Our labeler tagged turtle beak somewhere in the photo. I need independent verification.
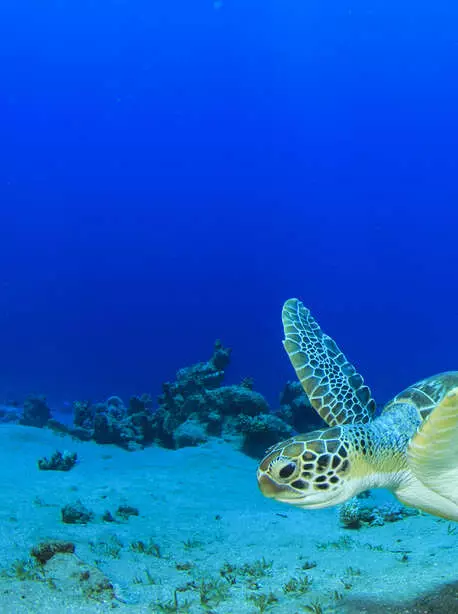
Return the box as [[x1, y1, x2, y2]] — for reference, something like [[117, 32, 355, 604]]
[[257, 470, 300, 500], [257, 472, 280, 498]]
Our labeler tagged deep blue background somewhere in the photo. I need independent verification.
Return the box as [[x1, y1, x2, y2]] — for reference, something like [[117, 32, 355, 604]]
[[0, 0, 457, 411]]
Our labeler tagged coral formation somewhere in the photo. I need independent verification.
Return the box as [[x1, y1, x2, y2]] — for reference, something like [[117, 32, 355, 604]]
[[152, 340, 233, 447], [338, 498, 362, 529], [116, 505, 139, 520], [277, 381, 325, 433], [37, 450, 77, 471], [20, 395, 51, 428], [18, 340, 309, 458], [0, 403, 20, 424], [339, 495, 420, 529], [49, 340, 294, 456], [151, 341, 293, 456], [173, 418, 208, 448], [73, 400, 94, 431], [57, 394, 156, 451], [31, 540, 75, 564], [235, 413, 294, 458], [61, 500, 94, 524], [101, 510, 116, 523], [79, 566, 115, 602]]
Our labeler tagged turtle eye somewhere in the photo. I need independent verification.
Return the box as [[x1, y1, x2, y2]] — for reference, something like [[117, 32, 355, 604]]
[[279, 462, 296, 480]]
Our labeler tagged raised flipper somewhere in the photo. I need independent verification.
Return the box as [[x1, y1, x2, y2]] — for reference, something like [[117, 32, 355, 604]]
[[408, 387, 458, 507], [282, 298, 376, 426]]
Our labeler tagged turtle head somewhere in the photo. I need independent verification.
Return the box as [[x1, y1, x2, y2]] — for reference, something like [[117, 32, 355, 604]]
[[257, 427, 356, 509]]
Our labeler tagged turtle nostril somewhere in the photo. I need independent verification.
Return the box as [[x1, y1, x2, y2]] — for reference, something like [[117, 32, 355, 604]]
[[279, 462, 296, 479]]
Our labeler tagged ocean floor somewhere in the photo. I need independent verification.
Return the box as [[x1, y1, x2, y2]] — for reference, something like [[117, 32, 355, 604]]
[[0, 424, 457, 614]]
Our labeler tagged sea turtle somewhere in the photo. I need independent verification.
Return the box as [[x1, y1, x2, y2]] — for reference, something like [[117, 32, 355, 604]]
[[257, 298, 458, 521]]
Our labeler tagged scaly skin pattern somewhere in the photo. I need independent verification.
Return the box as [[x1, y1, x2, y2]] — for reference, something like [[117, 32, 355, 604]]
[[281, 298, 377, 426], [257, 402, 422, 510]]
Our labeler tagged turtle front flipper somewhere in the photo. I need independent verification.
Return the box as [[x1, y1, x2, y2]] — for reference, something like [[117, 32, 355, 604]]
[[282, 299, 376, 427], [407, 387, 458, 507]]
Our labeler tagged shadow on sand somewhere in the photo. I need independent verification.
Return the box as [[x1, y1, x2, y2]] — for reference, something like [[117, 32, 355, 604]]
[[343, 579, 458, 614]]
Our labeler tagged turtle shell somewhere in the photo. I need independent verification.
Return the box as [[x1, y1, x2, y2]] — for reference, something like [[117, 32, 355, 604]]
[[383, 371, 458, 421]]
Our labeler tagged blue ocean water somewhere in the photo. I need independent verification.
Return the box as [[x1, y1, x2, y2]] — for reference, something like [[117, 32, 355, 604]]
[[0, 0, 457, 413], [2, 4, 458, 613]]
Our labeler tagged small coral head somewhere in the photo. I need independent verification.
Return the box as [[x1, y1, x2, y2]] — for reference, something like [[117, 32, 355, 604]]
[[257, 428, 353, 509]]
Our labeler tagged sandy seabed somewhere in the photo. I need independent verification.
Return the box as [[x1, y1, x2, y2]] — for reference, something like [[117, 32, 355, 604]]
[[0, 424, 456, 614]]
